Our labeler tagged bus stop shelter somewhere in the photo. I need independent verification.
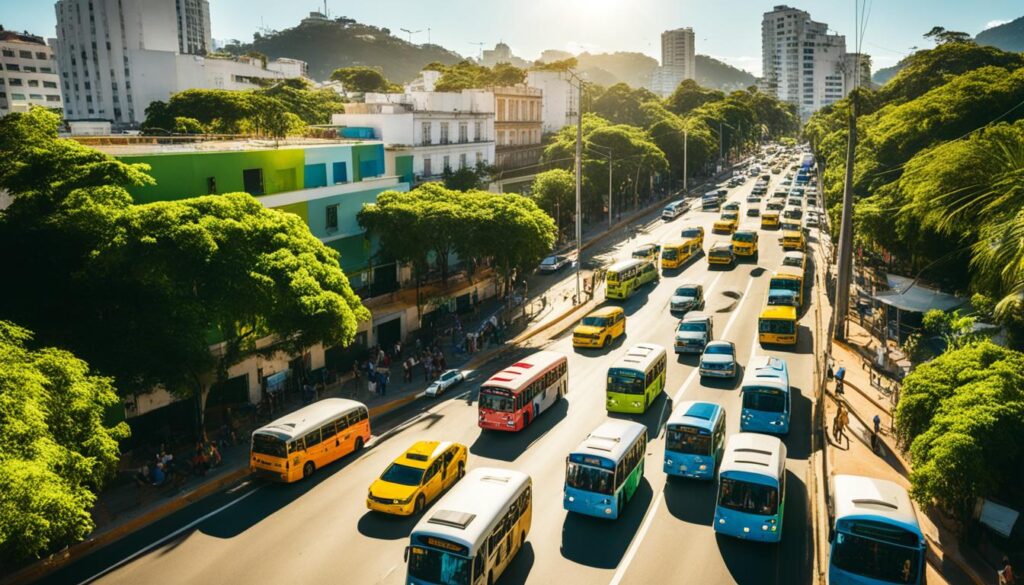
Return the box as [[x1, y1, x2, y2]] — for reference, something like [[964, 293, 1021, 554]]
[[871, 274, 968, 344]]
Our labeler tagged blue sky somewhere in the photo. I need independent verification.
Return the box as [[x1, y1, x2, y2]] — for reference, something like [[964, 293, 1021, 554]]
[[3, 1, 1021, 76]]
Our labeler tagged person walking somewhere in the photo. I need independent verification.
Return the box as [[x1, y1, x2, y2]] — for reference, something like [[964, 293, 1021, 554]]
[[837, 405, 849, 443], [831, 407, 843, 442], [1000, 556, 1016, 585], [835, 366, 846, 396], [871, 413, 881, 453], [379, 370, 389, 396]]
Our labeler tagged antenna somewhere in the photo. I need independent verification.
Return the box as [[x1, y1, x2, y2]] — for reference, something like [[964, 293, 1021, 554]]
[[400, 28, 424, 44], [470, 41, 485, 60]]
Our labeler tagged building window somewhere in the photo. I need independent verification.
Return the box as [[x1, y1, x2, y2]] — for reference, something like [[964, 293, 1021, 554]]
[[497, 98, 505, 121], [1, 49, 13, 57], [332, 161, 348, 184], [474, 122, 482, 141], [11, 93, 25, 101], [36, 52, 47, 60], [304, 163, 328, 188], [28, 80, 39, 87], [442, 155, 450, 171], [242, 168, 264, 195], [476, 152, 483, 165], [440, 122, 449, 144], [459, 123, 468, 143], [326, 205, 339, 231], [423, 157, 432, 176], [6, 63, 19, 71], [421, 121, 432, 145], [43, 81, 57, 88], [45, 94, 61, 102], [19, 50, 32, 59], [8, 77, 23, 86], [459, 153, 467, 169], [23, 66, 36, 73]]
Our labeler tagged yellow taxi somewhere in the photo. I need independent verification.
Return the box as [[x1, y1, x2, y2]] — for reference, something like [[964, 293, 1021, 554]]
[[781, 220, 805, 250], [367, 440, 468, 516], [761, 211, 780, 228], [731, 230, 759, 257], [713, 212, 740, 234], [707, 242, 735, 267], [573, 306, 626, 348]]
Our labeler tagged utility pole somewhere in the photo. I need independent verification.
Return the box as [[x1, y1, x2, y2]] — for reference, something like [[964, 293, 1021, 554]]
[[718, 121, 724, 171], [574, 75, 583, 305], [834, 91, 858, 341], [607, 153, 612, 228], [683, 128, 688, 197]]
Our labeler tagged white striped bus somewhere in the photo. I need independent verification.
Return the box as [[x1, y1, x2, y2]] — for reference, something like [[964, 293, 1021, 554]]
[[478, 351, 568, 432]]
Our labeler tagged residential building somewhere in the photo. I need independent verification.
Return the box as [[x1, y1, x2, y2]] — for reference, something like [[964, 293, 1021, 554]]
[[843, 52, 872, 91], [525, 69, 579, 134], [54, 0, 306, 127], [331, 91, 495, 183], [651, 27, 695, 97], [760, 5, 854, 119], [0, 29, 62, 116], [487, 85, 543, 173], [480, 42, 531, 69]]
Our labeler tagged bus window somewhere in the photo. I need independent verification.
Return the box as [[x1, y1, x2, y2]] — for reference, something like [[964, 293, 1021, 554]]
[[719, 477, 779, 516]]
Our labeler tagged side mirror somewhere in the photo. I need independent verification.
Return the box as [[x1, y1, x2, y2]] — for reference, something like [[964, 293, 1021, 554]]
[[404, 546, 410, 563]]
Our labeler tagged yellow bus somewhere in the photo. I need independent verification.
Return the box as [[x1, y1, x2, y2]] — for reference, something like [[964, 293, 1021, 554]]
[[758, 305, 798, 345], [761, 211, 780, 228], [606, 258, 659, 300], [731, 230, 759, 257], [660, 239, 701, 270], [769, 270, 804, 308], [250, 398, 371, 482]]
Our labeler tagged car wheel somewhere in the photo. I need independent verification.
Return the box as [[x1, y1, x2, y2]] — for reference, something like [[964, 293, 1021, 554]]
[[602, 336, 610, 348], [354, 437, 364, 452], [303, 461, 315, 478], [457, 461, 465, 480], [414, 494, 426, 514]]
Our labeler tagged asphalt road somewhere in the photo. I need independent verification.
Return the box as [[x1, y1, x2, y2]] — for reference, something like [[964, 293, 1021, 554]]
[[42, 161, 824, 585]]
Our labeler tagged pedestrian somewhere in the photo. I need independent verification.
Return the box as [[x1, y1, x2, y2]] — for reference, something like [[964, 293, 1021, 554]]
[[837, 405, 849, 443], [379, 370, 389, 396], [207, 442, 222, 468], [423, 360, 432, 383], [394, 340, 402, 359], [403, 359, 412, 383], [1000, 556, 1016, 585], [835, 366, 846, 396], [351, 361, 361, 383], [873, 414, 881, 435], [151, 462, 167, 486], [302, 380, 315, 405], [367, 376, 377, 396], [134, 464, 151, 487], [831, 408, 842, 442]]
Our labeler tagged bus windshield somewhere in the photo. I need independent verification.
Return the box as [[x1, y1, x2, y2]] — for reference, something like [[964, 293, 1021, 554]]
[[479, 390, 514, 412], [581, 316, 609, 327], [760, 319, 796, 334], [607, 271, 622, 283], [733, 232, 755, 243], [566, 462, 614, 495], [607, 368, 645, 395], [832, 529, 921, 584], [681, 229, 701, 238], [666, 427, 711, 455], [662, 248, 678, 260], [743, 387, 786, 412], [408, 546, 471, 585], [782, 258, 804, 269], [769, 277, 800, 293], [251, 433, 287, 458], [380, 463, 425, 486], [718, 477, 779, 516], [768, 293, 796, 307], [709, 248, 731, 258]]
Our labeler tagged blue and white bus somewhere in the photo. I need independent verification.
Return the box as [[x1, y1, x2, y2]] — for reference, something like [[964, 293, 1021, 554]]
[[829, 475, 926, 585], [740, 356, 791, 435], [664, 401, 726, 480], [714, 432, 787, 543], [564, 419, 647, 520]]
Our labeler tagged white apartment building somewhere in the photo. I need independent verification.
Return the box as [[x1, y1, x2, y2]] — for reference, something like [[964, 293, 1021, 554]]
[[0, 30, 62, 116], [761, 5, 853, 119], [332, 91, 496, 182], [843, 52, 873, 91], [55, 0, 306, 127], [652, 27, 695, 97], [525, 69, 579, 134]]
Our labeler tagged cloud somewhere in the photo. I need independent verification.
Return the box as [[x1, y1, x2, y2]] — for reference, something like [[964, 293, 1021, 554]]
[[984, 19, 1009, 30]]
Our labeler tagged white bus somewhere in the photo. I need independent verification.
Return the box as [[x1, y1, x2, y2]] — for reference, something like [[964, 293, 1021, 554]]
[[406, 467, 532, 585], [563, 419, 647, 520], [714, 432, 787, 543]]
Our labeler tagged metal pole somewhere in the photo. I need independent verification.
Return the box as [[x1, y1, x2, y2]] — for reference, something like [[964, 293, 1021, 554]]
[[718, 122, 723, 170], [608, 154, 613, 229], [574, 77, 583, 305], [683, 129, 688, 197], [834, 93, 858, 341]]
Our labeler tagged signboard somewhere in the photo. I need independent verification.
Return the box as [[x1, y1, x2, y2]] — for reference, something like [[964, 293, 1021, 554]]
[[569, 453, 615, 470], [413, 535, 470, 556]]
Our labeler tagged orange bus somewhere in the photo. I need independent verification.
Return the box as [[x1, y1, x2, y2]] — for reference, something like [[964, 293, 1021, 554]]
[[479, 351, 568, 432], [250, 398, 371, 482]]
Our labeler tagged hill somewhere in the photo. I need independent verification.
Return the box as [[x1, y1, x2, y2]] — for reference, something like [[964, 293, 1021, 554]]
[[694, 55, 757, 92], [576, 52, 659, 88], [223, 18, 463, 82], [873, 61, 906, 85], [976, 15, 1024, 52]]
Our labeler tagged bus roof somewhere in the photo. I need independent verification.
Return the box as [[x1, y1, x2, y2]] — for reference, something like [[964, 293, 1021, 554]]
[[667, 400, 723, 431], [482, 350, 566, 393], [253, 398, 366, 441], [720, 432, 786, 481], [760, 305, 797, 320], [740, 355, 790, 392], [572, 419, 647, 464], [411, 467, 531, 555], [782, 251, 806, 264], [607, 258, 645, 273], [588, 306, 624, 318], [771, 269, 803, 280], [833, 475, 922, 536], [610, 343, 667, 373]]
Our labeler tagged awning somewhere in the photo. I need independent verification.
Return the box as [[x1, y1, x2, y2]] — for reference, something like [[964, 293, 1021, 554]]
[[872, 274, 967, 313], [979, 499, 1019, 538]]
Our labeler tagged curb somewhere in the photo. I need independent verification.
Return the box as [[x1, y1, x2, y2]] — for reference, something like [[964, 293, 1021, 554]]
[[2, 466, 251, 585]]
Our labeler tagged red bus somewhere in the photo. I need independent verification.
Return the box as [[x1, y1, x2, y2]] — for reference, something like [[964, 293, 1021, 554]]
[[478, 351, 569, 431]]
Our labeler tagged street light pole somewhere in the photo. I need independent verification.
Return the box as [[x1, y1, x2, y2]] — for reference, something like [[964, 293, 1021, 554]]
[[574, 75, 583, 305], [683, 128, 688, 197], [607, 153, 612, 229]]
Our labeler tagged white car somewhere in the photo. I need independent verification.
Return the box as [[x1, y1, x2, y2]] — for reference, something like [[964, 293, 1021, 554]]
[[806, 213, 821, 228], [539, 255, 570, 273], [425, 369, 464, 397]]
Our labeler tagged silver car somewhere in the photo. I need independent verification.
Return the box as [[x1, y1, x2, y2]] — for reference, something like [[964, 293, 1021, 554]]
[[699, 341, 737, 378], [674, 312, 713, 354], [425, 369, 464, 397]]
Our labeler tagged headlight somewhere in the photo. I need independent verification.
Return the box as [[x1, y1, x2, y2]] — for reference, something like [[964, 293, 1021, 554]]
[[699, 464, 708, 471], [743, 527, 751, 533], [567, 495, 575, 502], [665, 459, 672, 466], [604, 508, 612, 515]]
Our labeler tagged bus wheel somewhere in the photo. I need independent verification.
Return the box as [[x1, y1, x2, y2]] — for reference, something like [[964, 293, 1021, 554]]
[[414, 494, 426, 514], [457, 461, 465, 480], [354, 437, 364, 452], [303, 461, 315, 478], [523, 412, 530, 428], [602, 336, 610, 348]]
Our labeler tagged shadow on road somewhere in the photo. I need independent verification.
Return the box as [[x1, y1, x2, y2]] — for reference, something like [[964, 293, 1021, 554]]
[[784, 387, 813, 460], [469, 398, 568, 462], [559, 478, 654, 568], [497, 541, 536, 585], [356, 510, 419, 541], [607, 392, 673, 440], [664, 476, 716, 527]]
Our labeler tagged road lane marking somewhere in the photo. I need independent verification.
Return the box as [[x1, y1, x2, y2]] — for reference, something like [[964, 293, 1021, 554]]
[[77, 487, 262, 585], [608, 491, 666, 585]]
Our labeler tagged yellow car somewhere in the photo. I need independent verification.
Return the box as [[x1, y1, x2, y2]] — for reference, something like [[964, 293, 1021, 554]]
[[731, 230, 759, 257], [782, 228, 805, 251], [713, 212, 739, 234], [761, 211, 780, 228], [707, 243, 735, 266], [367, 441, 468, 516], [573, 306, 626, 348]]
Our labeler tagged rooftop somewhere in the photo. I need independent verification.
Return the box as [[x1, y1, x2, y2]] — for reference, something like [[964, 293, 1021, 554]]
[[73, 135, 380, 156]]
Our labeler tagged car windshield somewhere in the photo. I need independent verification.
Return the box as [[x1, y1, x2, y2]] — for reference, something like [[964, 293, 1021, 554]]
[[704, 344, 734, 355], [607, 368, 645, 395], [678, 322, 707, 332], [581, 316, 609, 327], [718, 477, 779, 516], [380, 462, 424, 486], [663, 248, 678, 260], [666, 427, 712, 455], [541, 257, 557, 265], [743, 387, 787, 412], [760, 318, 796, 334], [681, 229, 701, 238], [675, 287, 697, 297], [407, 546, 471, 585], [251, 433, 287, 458], [479, 389, 514, 412], [733, 233, 755, 243], [782, 257, 803, 268], [722, 213, 738, 220], [565, 462, 614, 495], [831, 524, 922, 584], [440, 371, 457, 381], [709, 248, 731, 258], [768, 294, 796, 306]]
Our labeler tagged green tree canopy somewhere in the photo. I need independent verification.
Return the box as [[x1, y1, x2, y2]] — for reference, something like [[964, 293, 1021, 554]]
[[431, 61, 527, 91], [330, 65, 395, 93], [0, 321, 128, 563], [665, 79, 725, 116], [591, 82, 658, 127], [529, 169, 576, 235]]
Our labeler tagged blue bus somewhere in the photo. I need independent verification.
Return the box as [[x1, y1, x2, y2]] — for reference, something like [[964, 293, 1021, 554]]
[[740, 356, 791, 435], [564, 419, 647, 519], [714, 432, 787, 543], [829, 475, 926, 585], [664, 401, 726, 480]]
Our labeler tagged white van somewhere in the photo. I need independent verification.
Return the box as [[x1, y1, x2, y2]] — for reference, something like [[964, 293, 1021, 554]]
[[662, 200, 688, 220]]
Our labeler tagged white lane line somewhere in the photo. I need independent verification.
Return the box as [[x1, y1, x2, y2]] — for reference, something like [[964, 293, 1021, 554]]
[[718, 274, 758, 340], [77, 487, 262, 585], [608, 491, 666, 585]]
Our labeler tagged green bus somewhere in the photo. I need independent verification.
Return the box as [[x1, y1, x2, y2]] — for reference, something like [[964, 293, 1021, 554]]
[[564, 419, 647, 519], [606, 258, 659, 300], [606, 343, 667, 414]]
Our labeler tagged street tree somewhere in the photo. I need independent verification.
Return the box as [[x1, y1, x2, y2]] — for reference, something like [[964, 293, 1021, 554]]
[[665, 79, 725, 116], [330, 66, 395, 93]]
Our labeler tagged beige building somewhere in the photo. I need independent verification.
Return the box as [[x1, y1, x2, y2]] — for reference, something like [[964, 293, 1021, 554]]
[[492, 85, 543, 173], [0, 29, 62, 116]]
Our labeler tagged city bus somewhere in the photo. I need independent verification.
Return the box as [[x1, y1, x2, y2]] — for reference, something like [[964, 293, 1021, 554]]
[[664, 401, 726, 480], [564, 419, 647, 519], [739, 355, 791, 435], [606, 343, 667, 414], [759, 305, 798, 345], [660, 239, 701, 270], [713, 432, 787, 543], [769, 270, 804, 307], [478, 351, 568, 432], [405, 467, 532, 585], [606, 258, 659, 300], [250, 398, 371, 482], [829, 475, 926, 585]]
